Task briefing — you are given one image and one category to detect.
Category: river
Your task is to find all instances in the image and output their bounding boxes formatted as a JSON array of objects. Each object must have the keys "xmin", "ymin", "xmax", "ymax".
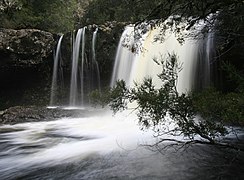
[{"xmin": 0, "ymin": 108, "xmax": 243, "ymax": 180}]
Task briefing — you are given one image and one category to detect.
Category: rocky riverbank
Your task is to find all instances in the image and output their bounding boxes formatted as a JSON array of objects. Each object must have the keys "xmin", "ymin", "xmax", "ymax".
[{"xmin": 0, "ymin": 106, "xmax": 103, "ymax": 125}]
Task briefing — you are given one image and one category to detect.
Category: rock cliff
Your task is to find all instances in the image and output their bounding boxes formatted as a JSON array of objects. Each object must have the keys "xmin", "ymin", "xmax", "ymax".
[
  {"xmin": 0, "ymin": 28, "xmax": 54, "ymax": 67},
  {"xmin": 0, "ymin": 29, "xmax": 55, "ymax": 109},
  {"xmin": 0, "ymin": 23, "xmax": 126, "ymax": 109}
]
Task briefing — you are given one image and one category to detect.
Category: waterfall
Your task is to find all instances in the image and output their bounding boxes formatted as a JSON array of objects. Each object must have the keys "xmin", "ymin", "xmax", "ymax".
[
  {"xmin": 70, "ymin": 28, "xmax": 83, "ymax": 106},
  {"xmin": 50, "ymin": 35, "xmax": 64, "ymax": 106},
  {"xmin": 204, "ymin": 32, "xmax": 215, "ymax": 87},
  {"xmin": 80, "ymin": 27, "xmax": 86, "ymax": 106},
  {"xmin": 194, "ymin": 32, "xmax": 215, "ymax": 90},
  {"xmin": 92, "ymin": 28, "xmax": 98, "ymax": 62},
  {"xmin": 110, "ymin": 26, "xmax": 137, "ymax": 87},
  {"xmin": 92, "ymin": 27, "xmax": 101, "ymax": 93},
  {"xmin": 69, "ymin": 26, "xmax": 102, "ymax": 107},
  {"xmin": 111, "ymin": 24, "xmax": 213, "ymax": 93}
]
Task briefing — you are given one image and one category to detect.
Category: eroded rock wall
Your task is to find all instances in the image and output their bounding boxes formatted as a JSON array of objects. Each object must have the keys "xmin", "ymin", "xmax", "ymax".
[
  {"xmin": 0, "ymin": 29, "xmax": 55, "ymax": 109},
  {"xmin": 0, "ymin": 23, "xmax": 126, "ymax": 109},
  {"xmin": 0, "ymin": 28, "xmax": 54, "ymax": 66}
]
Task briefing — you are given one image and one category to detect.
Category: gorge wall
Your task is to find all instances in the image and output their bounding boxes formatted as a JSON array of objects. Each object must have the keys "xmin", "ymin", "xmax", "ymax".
[
  {"xmin": 0, "ymin": 29, "xmax": 55, "ymax": 109},
  {"xmin": 0, "ymin": 22, "xmax": 125, "ymax": 109}
]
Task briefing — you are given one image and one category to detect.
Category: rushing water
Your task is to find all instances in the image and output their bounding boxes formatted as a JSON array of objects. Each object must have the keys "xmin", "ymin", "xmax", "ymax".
[
  {"xmin": 110, "ymin": 24, "xmax": 214, "ymax": 93},
  {"xmin": 0, "ymin": 109, "xmax": 243, "ymax": 180},
  {"xmin": 110, "ymin": 26, "xmax": 137, "ymax": 87},
  {"xmin": 0, "ymin": 109, "xmax": 151, "ymax": 179},
  {"xmin": 49, "ymin": 27, "xmax": 102, "ymax": 107},
  {"xmin": 195, "ymin": 32, "xmax": 215, "ymax": 90},
  {"xmin": 50, "ymin": 35, "xmax": 64, "ymax": 106},
  {"xmin": 4, "ymin": 20, "xmax": 243, "ymax": 179},
  {"xmin": 70, "ymin": 28, "xmax": 84, "ymax": 106},
  {"xmin": 92, "ymin": 27, "xmax": 101, "ymax": 93},
  {"xmin": 80, "ymin": 27, "xmax": 86, "ymax": 106}
]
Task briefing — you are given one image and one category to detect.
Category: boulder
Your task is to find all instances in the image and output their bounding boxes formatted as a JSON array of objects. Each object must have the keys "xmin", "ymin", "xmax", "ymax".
[{"xmin": 0, "ymin": 28, "xmax": 54, "ymax": 67}]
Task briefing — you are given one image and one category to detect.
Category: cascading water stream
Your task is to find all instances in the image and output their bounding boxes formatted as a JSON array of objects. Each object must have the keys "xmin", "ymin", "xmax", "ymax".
[
  {"xmin": 205, "ymin": 32, "xmax": 215, "ymax": 86},
  {"xmin": 110, "ymin": 26, "xmax": 137, "ymax": 87},
  {"xmin": 50, "ymin": 35, "xmax": 64, "ymax": 106},
  {"xmin": 111, "ymin": 24, "xmax": 212, "ymax": 93},
  {"xmin": 80, "ymin": 27, "xmax": 86, "ymax": 106},
  {"xmin": 50, "ymin": 27, "xmax": 101, "ymax": 107},
  {"xmin": 70, "ymin": 28, "xmax": 83, "ymax": 106},
  {"xmin": 92, "ymin": 27, "xmax": 101, "ymax": 92}
]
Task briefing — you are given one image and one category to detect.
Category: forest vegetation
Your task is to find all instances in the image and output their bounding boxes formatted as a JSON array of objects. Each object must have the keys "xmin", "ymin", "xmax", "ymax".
[
  {"xmin": 0, "ymin": 0, "xmax": 91, "ymax": 33},
  {"xmin": 1, "ymin": 0, "xmax": 244, "ymax": 150}
]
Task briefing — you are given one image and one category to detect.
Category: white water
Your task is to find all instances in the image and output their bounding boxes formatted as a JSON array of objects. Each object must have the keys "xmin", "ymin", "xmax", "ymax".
[
  {"xmin": 92, "ymin": 28, "xmax": 98, "ymax": 63},
  {"xmin": 69, "ymin": 27, "xmax": 88, "ymax": 106},
  {"xmin": 80, "ymin": 27, "xmax": 86, "ymax": 106},
  {"xmin": 0, "ymin": 110, "xmax": 155, "ymax": 178},
  {"xmin": 92, "ymin": 27, "xmax": 101, "ymax": 92},
  {"xmin": 50, "ymin": 27, "xmax": 102, "ymax": 107},
  {"xmin": 0, "ymin": 109, "xmax": 243, "ymax": 179},
  {"xmin": 111, "ymin": 24, "xmax": 213, "ymax": 93},
  {"xmin": 70, "ymin": 28, "xmax": 84, "ymax": 106},
  {"xmin": 110, "ymin": 26, "xmax": 137, "ymax": 87},
  {"xmin": 50, "ymin": 35, "xmax": 63, "ymax": 106},
  {"xmin": 197, "ymin": 32, "xmax": 215, "ymax": 89}
]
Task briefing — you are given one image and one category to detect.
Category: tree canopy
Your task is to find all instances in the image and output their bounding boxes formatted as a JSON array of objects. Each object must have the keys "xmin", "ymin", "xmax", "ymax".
[{"xmin": 0, "ymin": 0, "xmax": 79, "ymax": 33}]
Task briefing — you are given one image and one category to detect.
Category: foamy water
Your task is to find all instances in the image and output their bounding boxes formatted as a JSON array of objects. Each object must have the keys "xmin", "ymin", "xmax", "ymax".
[
  {"xmin": 0, "ymin": 109, "xmax": 243, "ymax": 179},
  {"xmin": 0, "ymin": 110, "xmax": 155, "ymax": 178}
]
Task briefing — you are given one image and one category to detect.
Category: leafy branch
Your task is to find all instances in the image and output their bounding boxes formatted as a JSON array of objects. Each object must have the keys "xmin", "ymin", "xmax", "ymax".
[{"xmin": 90, "ymin": 53, "xmax": 244, "ymax": 151}]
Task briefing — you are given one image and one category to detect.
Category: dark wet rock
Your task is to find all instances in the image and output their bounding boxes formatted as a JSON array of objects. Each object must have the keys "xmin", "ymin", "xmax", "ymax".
[
  {"xmin": 0, "ymin": 28, "xmax": 54, "ymax": 67},
  {"xmin": 0, "ymin": 106, "xmax": 101, "ymax": 125},
  {"xmin": 0, "ymin": 23, "xmax": 124, "ymax": 109},
  {"xmin": 0, "ymin": 29, "xmax": 55, "ymax": 109},
  {"xmin": 95, "ymin": 22, "xmax": 126, "ymax": 85}
]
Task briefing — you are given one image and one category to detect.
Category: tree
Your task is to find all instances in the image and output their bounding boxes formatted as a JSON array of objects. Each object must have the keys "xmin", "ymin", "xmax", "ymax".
[
  {"xmin": 0, "ymin": 0, "xmax": 22, "ymax": 13},
  {"xmin": 81, "ymin": 0, "xmax": 163, "ymax": 25},
  {"xmin": 0, "ymin": 0, "xmax": 78, "ymax": 33},
  {"xmin": 90, "ymin": 53, "xmax": 244, "ymax": 151}
]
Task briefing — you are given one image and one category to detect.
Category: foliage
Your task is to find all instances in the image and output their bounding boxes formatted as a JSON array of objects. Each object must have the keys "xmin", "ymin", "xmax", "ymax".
[
  {"xmin": 193, "ymin": 61, "xmax": 244, "ymax": 126},
  {"xmin": 193, "ymin": 89, "xmax": 244, "ymax": 126},
  {"xmin": 91, "ymin": 54, "xmax": 244, "ymax": 149},
  {"xmin": 0, "ymin": 0, "xmax": 22, "ymax": 13},
  {"xmin": 0, "ymin": 0, "xmax": 78, "ymax": 33},
  {"xmin": 89, "ymin": 81, "xmax": 130, "ymax": 112},
  {"xmin": 81, "ymin": 0, "xmax": 162, "ymax": 25},
  {"xmin": 221, "ymin": 62, "xmax": 244, "ymax": 92}
]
